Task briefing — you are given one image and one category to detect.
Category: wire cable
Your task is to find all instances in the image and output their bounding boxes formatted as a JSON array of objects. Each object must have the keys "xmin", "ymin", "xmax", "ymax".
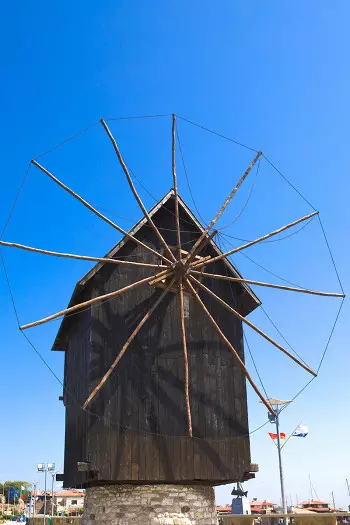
[
  {"xmin": 317, "ymin": 215, "xmax": 345, "ymax": 294},
  {"xmin": 316, "ymin": 296, "xmax": 345, "ymax": 374},
  {"xmin": 34, "ymin": 121, "xmax": 101, "ymax": 160},
  {"xmin": 177, "ymin": 115, "xmax": 258, "ymax": 153},
  {"xmin": 262, "ymin": 154, "xmax": 317, "ymax": 212},
  {"xmin": 218, "ymin": 233, "xmax": 311, "ymax": 370},
  {"xmin": 217, "ymin": 235, "xmax": 270, "ymax": 401},
  {"xmin": 244, "ymin": 331, "xmax": 269, "ymax": 401},
  {"xmin": 176, "ymin": 123, "xmax": 208, "ymax": 225},
  {"xmin": 107, "ymin": 114, "xmax": 172, "ymax": 121},
  {"xmin": 221, "ymin": 216, "xmax": 315, "ymax": 244},
  {"xmin": 218, "ymin": 158, "xmax": 260, "ymax": 231},
  {"xmin": 218, "ymin": 232, "xmax": 306, "ymax": 289},
  {"xmin": 1, "ymin": 162, "xmax": 32, "ymax": 239},
  {"xmin": 260, "ymin": 306, "xmax": 309, "ymax": 368}
]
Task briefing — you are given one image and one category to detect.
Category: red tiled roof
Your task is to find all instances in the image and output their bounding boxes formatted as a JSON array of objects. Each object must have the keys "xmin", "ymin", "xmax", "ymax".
[
  {"xmin": 55, "ymin": 490, "xmax": 85, "ymax": 498},
  {"xmin": 216, "ymin": 505, "xmax": 231, "ymax": 512},
  {"xmin": 252, "ymin": 501, "xmax": 275, "ymax": 507},
  {"xmin": 31, "ymin": 490, "xmax": 52, "ymax": 496},
  {"xmin": 302, "ymin": 507, "xmax": 330, "ymax": 513},
  {"xmin": 301, "ymin": 501, "xmax": 328, "ymax": 506}
]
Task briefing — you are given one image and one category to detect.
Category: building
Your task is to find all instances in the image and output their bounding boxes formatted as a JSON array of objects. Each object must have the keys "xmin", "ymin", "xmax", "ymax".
[
  {"xmin": 300, "ymin": 500, "xmax": 330, "ymax": 513},
  {"xmin": 250, "ymin": 499, "xmax": 276, "ymax": 514},
  {"xmin": 54, "ymin": 489, "xmax": 84, "ymax": 515},
  {"xmin": 217, "ymin": 505, "xmax": 232, "ymax": 515},
  {"xmin": 53, "ymin": 188, "xmax": 261, "ymax": 524}
]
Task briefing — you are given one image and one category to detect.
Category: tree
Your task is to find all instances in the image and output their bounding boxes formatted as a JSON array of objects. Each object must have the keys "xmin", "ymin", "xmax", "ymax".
[{"xmin": 0, "ymin": 481, "xmax": 31, "ymax": 503}]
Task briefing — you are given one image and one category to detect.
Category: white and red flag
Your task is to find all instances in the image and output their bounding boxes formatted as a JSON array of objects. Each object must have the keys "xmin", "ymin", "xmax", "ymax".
[{"xmin": 268, "ymin": 432, "xmax": 286, "ymax": 440}]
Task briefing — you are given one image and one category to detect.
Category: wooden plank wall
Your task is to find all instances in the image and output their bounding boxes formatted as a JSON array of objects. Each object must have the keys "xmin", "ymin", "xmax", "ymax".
[
  {"xmin": 64, "ymin": 197, "xmax": 252, "ymax": 485},
  {"xmin": 63, "ymin": 289, "xmax": 91, "ymax": 487}
]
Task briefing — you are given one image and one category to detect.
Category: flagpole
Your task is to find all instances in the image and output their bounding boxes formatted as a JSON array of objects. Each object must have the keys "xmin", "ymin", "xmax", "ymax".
[
  {"xmin": 281, "ymin": 420, "xmax": 303, "ymax": 450},
  {"xmin": 275, "ymin": 409, "xmax": 287, "ymax": 514}
]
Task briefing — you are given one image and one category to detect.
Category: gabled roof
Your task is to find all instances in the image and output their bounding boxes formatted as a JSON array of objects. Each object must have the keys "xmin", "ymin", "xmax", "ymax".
[{"xmin": 52, "ymin": 189, "xmax": 261, "ymax": 351}]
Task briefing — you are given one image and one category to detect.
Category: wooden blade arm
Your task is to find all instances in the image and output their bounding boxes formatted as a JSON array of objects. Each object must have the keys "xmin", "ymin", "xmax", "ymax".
[
  {"xmin": 184, "ymin": 229, "xmax": 218, "ymax": 268},
  {"xmin": 179, "ymin": 278, "xmax": 193, "ymax": 437},
  {"xmin": 192, "ymin": 210, "xmax": 319, "ymax": 270},
  {"xmin": 100, "ymin": 119, "xmax": 176, "ymax": 262},
  {"xmin": 172, "ymin": 114, "xmax": 181, "ymax": 260},
  {"xmin": 0, "ymin": 240, "xmax": 168, "ymax": 270},
  {"xmin": 189, "ymin": 275, "xmax": 317, "ymax": 377},
  {"xmin": 83, "ymin": 275, "xmax": 177, "ymax": 409},
  {"xmin": 185, "ymin": 278, "xmax": 276, "ymax": 416},
  {"xmin": 31, "ymin": 160, "xmax": 172, "ymax": 265},
  {"xmin": 184, "ymin": 151, "xmax": 262, "ymax": 264},
  {"xmin": 191, "ymin": 270, "xmax": 345, "ymax": 298},
  {"xmin": 20, "ymin": 269, "xmax": 171, "ymax": 330}
]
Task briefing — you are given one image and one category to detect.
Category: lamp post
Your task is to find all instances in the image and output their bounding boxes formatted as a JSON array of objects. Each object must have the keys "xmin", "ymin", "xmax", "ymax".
[
  {"xmin": 48, "ymin": 465, "xmax": 56, "ymax": 519},
  {"xmin": 261, "ymin": 398, "xmax": 291, "ymax": 520},
  {"xmin": 29, "ymin": 481, "xmax": 37, "ymax": 522},
  {"xmin": 37, "ymin": 463, "xmax": 55, "ymax": 525}
]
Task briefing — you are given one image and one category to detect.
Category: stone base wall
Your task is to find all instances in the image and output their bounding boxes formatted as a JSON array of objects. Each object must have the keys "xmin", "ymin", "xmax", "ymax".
[{"xmin": 82, "ymin": 484, "xmax": 217, "ymax": 525}]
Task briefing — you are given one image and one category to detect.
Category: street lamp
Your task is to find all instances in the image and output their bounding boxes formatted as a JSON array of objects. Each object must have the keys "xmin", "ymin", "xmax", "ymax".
[
  {"xmin": 47, "ymin": 464, "xmax": 56, "ymax": 519},
  {"xmin": 29, "ymin": 481, "xmax": 38, "ymax": 522},
  {"xmin": 37, "ymin": 463, "xmax": 55, "ymax": 525},
  {"xmin": 261, "ymin": 398, "xmax": 291, "ymax": 517}
]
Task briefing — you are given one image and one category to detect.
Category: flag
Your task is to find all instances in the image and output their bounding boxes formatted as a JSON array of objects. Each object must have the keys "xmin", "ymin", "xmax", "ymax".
[
  {"xmin": 20, "ymin": 486, "xmax": 26, "ymax": 499},
  {"xmin": 268, "ymin": 432, "xmax": 286, "ymax": 440},
  {"xmin": 292, "ymin": 424, "xmax": 308, "ymax": 437}
]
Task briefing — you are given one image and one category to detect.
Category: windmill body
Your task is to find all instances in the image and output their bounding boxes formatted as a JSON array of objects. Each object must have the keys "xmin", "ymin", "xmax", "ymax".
[{"xmin": 53, "ymin": 190, "xmax": 260, "ymax": 488}]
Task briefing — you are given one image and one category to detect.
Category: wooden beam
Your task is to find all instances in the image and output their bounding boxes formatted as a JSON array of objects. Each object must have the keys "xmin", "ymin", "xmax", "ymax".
[
  {"xmin": 185, "ymin": 278, "xmax": 276, "ymax": 416},
  {"xmin": 189, "ymin": 275, "xmax": 317, "ymax": 377},
  {"xmin": 31, "ymin": 160, "xmax": 172, "ymax": 265},
  {"xmin": 20, "ymin": 269, "xmax": 172, "ymax": 330},
  {"xmin": 100, "ymin": 119, "xmax": 176, "ymax": 262},
  {"xmin": 179, "ymin": 278, "xmax": 193, "ymax": 437},
  {"xmin": 83, "ymin": 275, "xmax": 177, "ymax": 409},
  {"xmin": 191, "ymin": 270, "xmax": 345, "ymax": 298},
  {"xmin": 172, "ymin": 114, "xmax": 182, "ymax": 260},
  {"xmin": 0, "ymin": 240, "xmax": 168, "ymax": 270},
  {"xmin": 184, "ymin": 229, "xmax": 218, "ymax": 268},
  {"xmin": 148, "ymin": 269, "xmax": 173, "ymax": 286},
  {"xmin": 192, "ymin": 210, "xmax": 319, "ymax": 270},
  {"xmin": 183, "ymin": 151, "xmax": 262, "ymax": 264}
]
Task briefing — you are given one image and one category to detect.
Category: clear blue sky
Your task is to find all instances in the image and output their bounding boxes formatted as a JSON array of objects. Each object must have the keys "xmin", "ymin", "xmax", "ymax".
[{"xmin": 0, "ymin": 0, "xmax": 349, "ymax": 509}]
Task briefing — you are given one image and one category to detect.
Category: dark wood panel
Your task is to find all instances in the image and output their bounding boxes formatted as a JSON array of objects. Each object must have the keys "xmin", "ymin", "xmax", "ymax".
[{"xmin": 62, "ymin": 197, "xmax": 253, "ymax": 486}]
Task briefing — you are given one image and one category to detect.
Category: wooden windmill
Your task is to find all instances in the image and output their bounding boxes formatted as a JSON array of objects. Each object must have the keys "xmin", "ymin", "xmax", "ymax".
[{"xmin": 0, "ymin": 116, "xmax": 343, "ymax": 489}]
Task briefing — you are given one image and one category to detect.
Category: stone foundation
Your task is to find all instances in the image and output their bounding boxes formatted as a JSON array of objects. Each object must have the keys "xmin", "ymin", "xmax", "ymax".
[{"xmin": 82, "ymin": 484, "xmax": 217, "ymax": 525}]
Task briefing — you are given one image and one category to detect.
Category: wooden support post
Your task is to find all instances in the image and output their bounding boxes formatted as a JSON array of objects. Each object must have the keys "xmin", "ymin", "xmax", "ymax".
[
  {"xmin": 189, "ymin": 275, "xmax": 317, "ymax": 377},
  {"xmin": 100, "ymin": 119, "xmax": 176, "ymax": 262},
  {"xmin": 83, "ymin": 275, "xmax": 177, "ymax": 409},
  {"xmin": 192, "ymin": 210, "xmax": 319, "ymax": 270},
  {"xmin": 179, "ymin": 278, "xmax": 193, "ymax": 437},
  {"xmin": 20, "ymin": 269, "xmax": 172, "ymax": 330},
  {"xmin": 172, "ymin": 114, "xmax": 182, "ymax": 260},
  {"xmin": 184, "ymin": 151, "xmax": 262, "ymax": 264},
  {"xmin": 185, "ymin": 278, "xmax": 276, "ymax": 416},
  {"xmin": 0, "ymin": 240, "xmax": 168, "ymax": 270},
  {"xmin": 191, "ymin": 270, "xmax": 345, "ymax": 298},
  {"xmin": 31, "ymin": 160, "xmax": 172, "ymax": 265}
]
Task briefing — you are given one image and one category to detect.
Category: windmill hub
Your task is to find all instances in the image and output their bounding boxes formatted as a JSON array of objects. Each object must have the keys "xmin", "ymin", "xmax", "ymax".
[{"xmin": 174, "ymin": 259, "xmax": 188, "ymax": 277}]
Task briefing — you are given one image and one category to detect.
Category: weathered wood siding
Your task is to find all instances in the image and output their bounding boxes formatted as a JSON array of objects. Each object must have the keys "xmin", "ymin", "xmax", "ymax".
[{"xmin": 62, "ymin": 197, "xmax": 253, "ymax": 486}]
